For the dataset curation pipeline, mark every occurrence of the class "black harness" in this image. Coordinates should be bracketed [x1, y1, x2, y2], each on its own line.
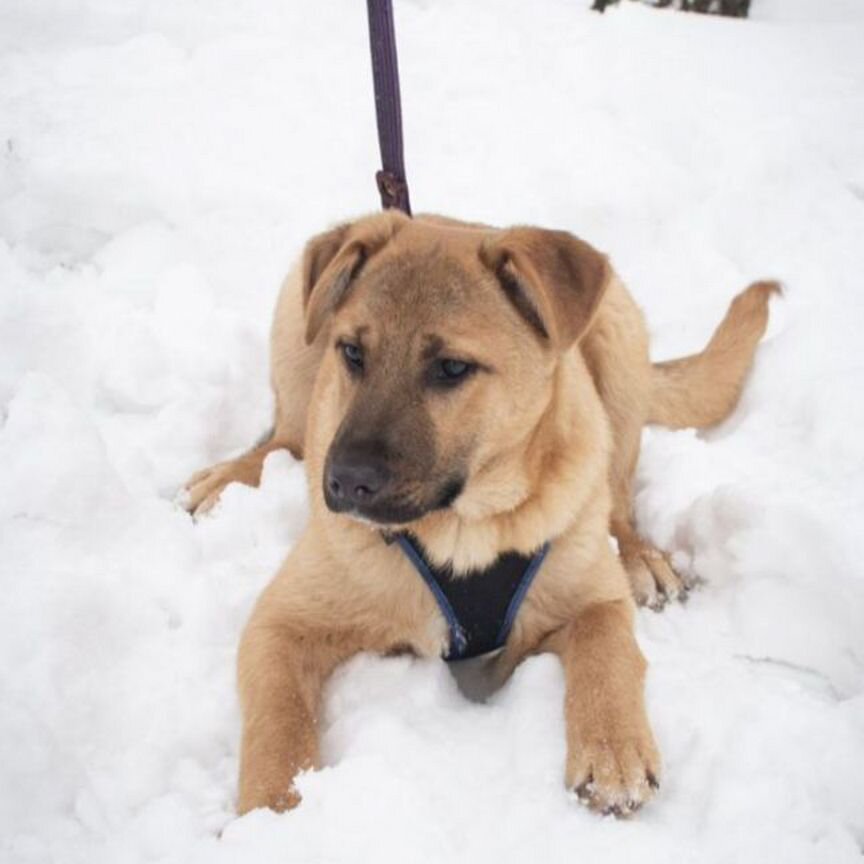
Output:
[394, 534, 550, 661]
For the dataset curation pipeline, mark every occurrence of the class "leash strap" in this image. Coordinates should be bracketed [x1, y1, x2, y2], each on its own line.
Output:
[366, 0, 412, 215]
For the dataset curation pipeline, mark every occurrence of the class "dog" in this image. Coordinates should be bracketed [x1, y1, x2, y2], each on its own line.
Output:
[185, 211, 775, 816]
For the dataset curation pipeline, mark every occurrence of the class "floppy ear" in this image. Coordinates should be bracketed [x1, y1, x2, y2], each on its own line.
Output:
[302, 223, 361, 345]
[301, 214, 404, 344]
[479, 227, 610, 349]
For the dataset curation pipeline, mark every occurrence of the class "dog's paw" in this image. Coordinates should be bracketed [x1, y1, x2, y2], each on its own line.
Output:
[622, 543, 690, 611]
[183, 461, 244, 516]
[237, 782, 302, 816]
[567, 737, 660, 817]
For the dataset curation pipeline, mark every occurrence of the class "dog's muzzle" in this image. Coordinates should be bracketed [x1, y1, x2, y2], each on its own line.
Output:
[323, 451, 464, 525]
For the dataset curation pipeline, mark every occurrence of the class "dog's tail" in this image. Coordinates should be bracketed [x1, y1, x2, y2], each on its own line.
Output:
[647, 280, 779, 429]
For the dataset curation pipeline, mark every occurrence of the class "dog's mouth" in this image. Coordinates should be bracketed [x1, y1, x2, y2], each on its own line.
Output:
[323, 476, 465, 526]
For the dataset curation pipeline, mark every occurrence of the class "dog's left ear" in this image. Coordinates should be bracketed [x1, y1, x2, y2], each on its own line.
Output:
[302, 212, 406, 344]
[480, 228, 610, 349]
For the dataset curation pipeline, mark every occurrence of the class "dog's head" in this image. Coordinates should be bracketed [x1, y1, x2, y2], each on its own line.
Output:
[302, 212, 609, 527]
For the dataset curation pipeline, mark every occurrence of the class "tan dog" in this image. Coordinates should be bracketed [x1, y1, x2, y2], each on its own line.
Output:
[185, 211, 775, 816]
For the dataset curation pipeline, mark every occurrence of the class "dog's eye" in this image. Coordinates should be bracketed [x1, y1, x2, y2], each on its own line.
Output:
[340, 342, 364, 373]
[441, 359, 469, 378]
[432, 358, 476, 387]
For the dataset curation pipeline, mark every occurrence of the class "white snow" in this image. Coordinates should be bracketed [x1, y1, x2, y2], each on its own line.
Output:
[2, 1, 863, 862]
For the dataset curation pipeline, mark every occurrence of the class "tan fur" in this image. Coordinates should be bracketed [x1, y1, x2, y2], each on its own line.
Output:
[184, 212, 775, 816]
[648, 280, 780, 428]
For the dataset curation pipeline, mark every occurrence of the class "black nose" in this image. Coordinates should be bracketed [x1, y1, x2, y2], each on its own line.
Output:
[325, 457, 390, 511]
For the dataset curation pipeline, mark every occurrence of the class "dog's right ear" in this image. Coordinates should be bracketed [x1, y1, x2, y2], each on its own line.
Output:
[302, 214, 405, 344]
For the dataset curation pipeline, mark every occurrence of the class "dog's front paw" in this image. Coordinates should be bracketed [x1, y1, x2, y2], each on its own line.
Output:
[182, 439, 290, 517]
[567, 736, 660, 817]
[237, 781, 302, 816]
[183, 461, 244, 515]
[622, 542, 690, 611]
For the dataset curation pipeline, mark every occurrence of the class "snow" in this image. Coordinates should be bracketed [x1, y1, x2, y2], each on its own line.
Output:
[2, 0, 863, 861]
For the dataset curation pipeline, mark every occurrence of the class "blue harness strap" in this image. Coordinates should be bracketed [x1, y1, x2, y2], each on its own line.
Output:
[394, 534, 551, 661]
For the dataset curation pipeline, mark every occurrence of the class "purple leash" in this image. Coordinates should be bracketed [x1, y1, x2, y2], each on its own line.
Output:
[366, 0, 412, 216]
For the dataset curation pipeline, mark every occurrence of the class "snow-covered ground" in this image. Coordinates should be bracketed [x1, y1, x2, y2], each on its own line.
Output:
[2, 0, 864, 861]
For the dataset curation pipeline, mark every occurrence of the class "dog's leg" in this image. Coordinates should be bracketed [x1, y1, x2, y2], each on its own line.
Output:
[236, 615, 360, 814]
[184, 430, 296, 515]
[609, 424, 687, 609]
[552, 598, 660, 815]
[602, 380, 686, 609]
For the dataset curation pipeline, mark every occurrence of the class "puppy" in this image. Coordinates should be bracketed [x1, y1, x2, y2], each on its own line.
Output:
[185, 211, 775, 815]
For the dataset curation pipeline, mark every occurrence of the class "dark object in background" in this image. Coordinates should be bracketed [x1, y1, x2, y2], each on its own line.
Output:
[593, 0, 750, 16]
